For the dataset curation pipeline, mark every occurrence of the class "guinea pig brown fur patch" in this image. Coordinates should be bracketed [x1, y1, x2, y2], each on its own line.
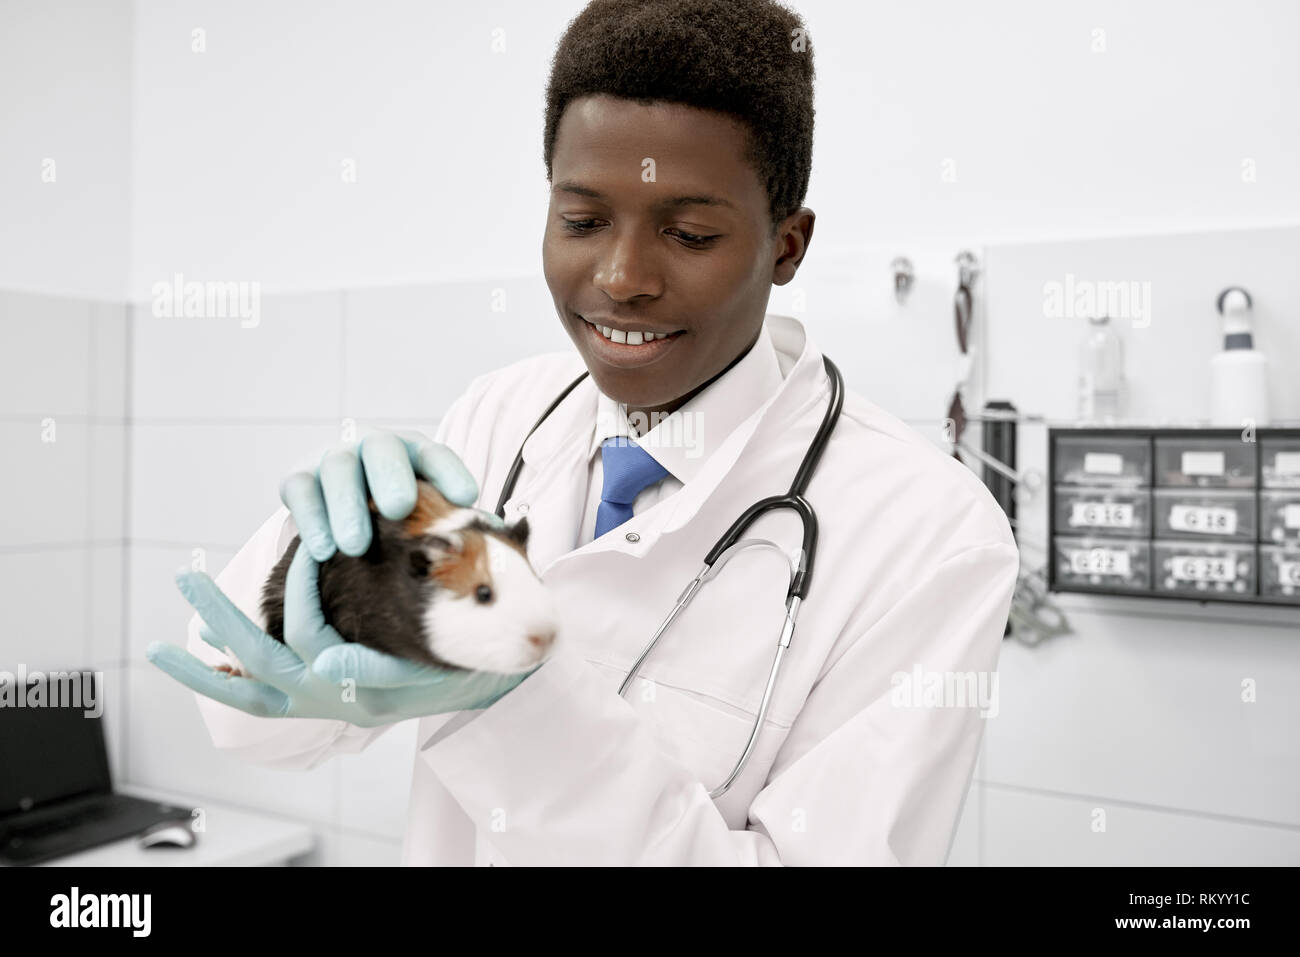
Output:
[402, 480, 458, 537]
[429, 528, 491, 599]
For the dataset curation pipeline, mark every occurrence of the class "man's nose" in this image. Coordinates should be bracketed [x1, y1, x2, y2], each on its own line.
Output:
[593, 232, 663, 300]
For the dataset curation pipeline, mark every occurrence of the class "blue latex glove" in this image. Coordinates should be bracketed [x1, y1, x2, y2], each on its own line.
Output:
[148, 542, 533, 724]
[280, 429, 504, 561]
[146, 428, 531, 722]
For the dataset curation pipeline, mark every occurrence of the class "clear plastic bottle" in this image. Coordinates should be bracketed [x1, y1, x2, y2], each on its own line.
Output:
[1077, 314, 1126, 424]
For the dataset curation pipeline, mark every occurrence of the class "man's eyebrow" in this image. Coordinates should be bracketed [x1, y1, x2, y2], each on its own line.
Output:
[553, 180, 737, 211]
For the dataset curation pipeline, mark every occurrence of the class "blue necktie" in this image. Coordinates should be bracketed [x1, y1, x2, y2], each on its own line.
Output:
[595, 436, 670, 539]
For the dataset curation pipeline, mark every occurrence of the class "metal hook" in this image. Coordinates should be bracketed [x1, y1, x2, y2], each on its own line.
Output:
[1007, 563, 1072, 646]
[891, 256, 915, 305]
[955, 439, 1040, 492]
[955, 249, 980, 290]
[1216, 285, 1253, 314]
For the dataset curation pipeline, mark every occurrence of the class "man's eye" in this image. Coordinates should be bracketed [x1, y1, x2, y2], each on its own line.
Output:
[668, 228, 719, 247]
[560, 220, 718, 247]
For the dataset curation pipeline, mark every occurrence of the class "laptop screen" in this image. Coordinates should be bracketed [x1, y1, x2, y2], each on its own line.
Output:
[0, 672, 111, 817]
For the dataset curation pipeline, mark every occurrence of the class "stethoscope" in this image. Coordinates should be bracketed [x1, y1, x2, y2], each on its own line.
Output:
[494, 355, 845, 798]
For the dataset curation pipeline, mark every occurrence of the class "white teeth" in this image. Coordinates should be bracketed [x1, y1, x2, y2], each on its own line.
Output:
[588, 319, 671, 344]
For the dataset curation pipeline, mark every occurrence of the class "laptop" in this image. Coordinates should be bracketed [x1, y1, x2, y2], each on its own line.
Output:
[0, 671, 194, 865]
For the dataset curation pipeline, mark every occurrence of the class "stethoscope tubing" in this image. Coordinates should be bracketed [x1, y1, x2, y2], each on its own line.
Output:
[493, 354, 845, 797]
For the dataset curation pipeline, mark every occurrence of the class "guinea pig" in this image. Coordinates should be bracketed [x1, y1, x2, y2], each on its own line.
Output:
[240, 479, 558, 677]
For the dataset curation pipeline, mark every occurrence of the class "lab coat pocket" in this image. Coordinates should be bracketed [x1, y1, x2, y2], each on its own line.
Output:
[635, 536, 807, 725]
[551, 526, 812, 814]
[586, 658, 788, 825]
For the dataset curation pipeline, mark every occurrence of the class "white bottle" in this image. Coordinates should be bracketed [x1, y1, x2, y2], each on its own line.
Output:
[1078, 314, 1126, 424]
[1210, 287, 1269, 427]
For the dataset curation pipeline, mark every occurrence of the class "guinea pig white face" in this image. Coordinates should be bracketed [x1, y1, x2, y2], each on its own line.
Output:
[420, 523, 559, 674]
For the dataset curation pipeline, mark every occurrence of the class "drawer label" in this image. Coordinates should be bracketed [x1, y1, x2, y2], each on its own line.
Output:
[1284, 504, 1300, 529]
[1275, 452, 1300, 476]
[1083, 452, 1123, 475]
[1182, 450, 1226, 476]
[1169, 504, 1238, 535]
[1070, 501, 1135, 528]
[1278, 561, 1300, 586]
[1069, 547, 1131, 576]
[1170, 554, 1236, 583]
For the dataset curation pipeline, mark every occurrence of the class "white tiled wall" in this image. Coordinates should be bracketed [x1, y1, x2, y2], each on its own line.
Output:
[0, 290, 130, 783]
[0, 0, 131, 301]
[121, 0, 1300, 300]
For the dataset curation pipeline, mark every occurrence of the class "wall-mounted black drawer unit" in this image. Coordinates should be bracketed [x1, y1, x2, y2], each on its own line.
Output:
[1048, 427, 1300, 607]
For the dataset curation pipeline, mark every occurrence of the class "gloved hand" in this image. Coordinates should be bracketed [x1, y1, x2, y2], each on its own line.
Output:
[146, 427, 531, 722]
[147, 542, 534, 724]
[280, 429, 504, 561]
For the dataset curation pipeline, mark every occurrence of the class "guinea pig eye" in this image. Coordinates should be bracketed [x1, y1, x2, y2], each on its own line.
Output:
[475, 584, 493, 604]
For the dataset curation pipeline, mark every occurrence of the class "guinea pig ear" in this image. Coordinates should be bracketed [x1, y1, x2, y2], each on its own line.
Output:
[408, 533, 461, 578]
[506, 515, 530, 548]
[408, 548, 432, 579]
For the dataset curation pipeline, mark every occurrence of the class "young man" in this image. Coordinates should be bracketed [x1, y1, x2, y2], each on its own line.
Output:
[150, 0, 1019, 865]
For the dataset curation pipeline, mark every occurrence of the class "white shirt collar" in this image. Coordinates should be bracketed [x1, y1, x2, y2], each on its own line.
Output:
[587, 323, 785, 484]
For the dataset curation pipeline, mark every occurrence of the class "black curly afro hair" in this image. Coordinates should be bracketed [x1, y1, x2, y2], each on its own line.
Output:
[543, 0, 815, 236]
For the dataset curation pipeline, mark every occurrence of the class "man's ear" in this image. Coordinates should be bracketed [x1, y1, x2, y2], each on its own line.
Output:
[506, 516, 530, 548]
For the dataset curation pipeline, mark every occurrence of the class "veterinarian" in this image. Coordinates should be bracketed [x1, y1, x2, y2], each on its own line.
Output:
[148, 0, 1019, 866]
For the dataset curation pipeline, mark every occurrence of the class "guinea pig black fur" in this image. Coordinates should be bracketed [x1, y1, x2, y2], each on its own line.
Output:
[250, 480, 558, 676]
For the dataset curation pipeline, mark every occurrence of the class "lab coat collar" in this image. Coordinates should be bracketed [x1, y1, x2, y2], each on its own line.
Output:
[652, 314, 826, 538]
[512, 313, 827, 570]
[584, 321, 785, 486]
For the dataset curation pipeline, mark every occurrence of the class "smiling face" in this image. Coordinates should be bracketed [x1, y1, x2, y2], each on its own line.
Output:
[542, 94, 815, 417]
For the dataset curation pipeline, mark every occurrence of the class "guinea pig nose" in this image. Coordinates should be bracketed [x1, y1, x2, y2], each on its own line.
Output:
[527, 630, 556, 650]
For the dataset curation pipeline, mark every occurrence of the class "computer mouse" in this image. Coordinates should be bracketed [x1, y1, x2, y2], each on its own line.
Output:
[137, 820, 196, 849]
